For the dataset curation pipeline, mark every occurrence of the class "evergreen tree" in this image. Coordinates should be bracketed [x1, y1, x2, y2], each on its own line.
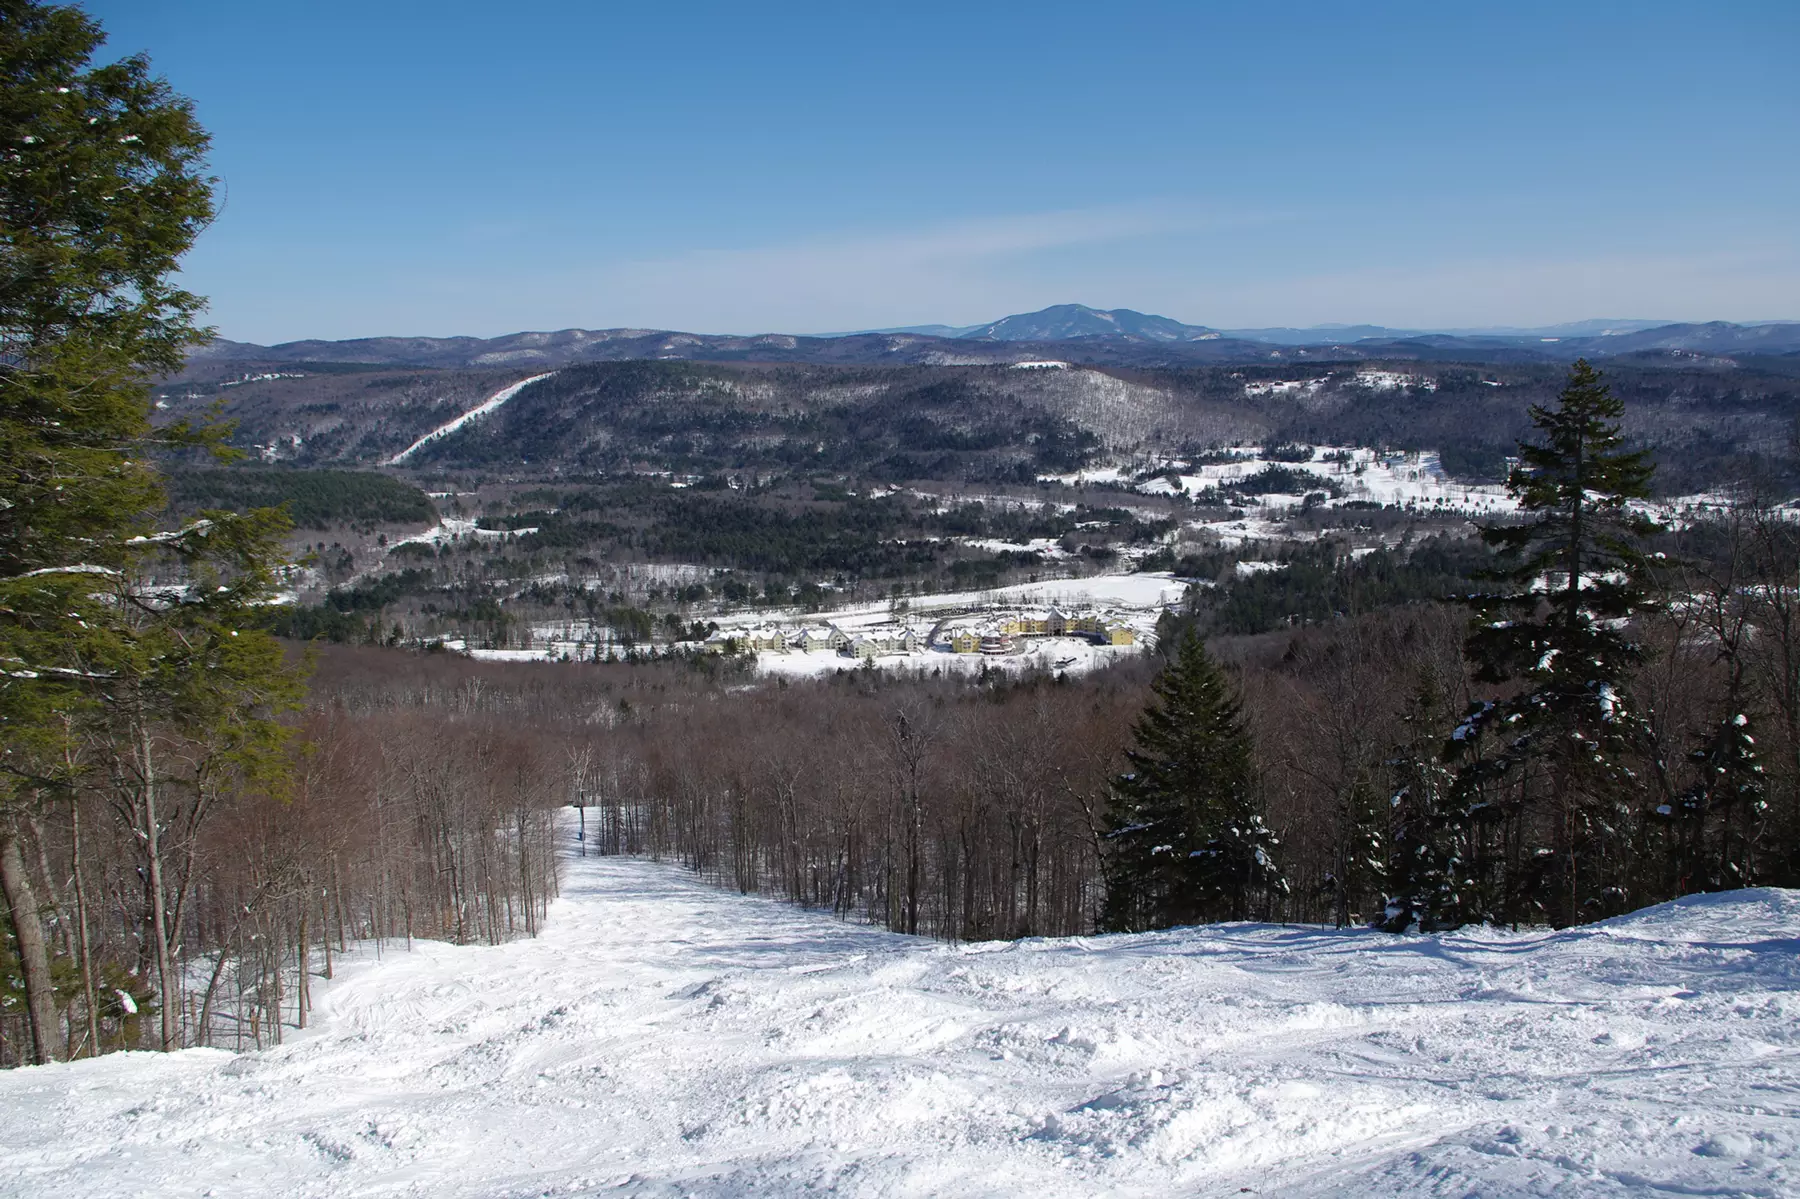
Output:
[1448, 360, 1659, 926]
[1102, 630, 1285, 930]
[1670, 711, 1766, 892]
[1657, 528, 1769, 894]
[1381, 673, 1468, 931]
[0, 1, 299, 1057]
[1321, 773, 1387, 929]
[1150, 582, 1206, 656]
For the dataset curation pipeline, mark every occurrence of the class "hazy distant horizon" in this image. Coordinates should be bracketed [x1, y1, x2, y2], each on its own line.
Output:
[210, 310, 1800, 349]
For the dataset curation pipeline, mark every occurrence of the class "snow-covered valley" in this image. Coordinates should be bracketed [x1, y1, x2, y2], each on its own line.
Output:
[3, 832, 1797, 1198]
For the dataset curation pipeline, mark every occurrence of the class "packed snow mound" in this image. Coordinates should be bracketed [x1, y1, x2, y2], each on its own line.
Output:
[2, 838, 1796, 1198]
[1593, 884, 1800, 940]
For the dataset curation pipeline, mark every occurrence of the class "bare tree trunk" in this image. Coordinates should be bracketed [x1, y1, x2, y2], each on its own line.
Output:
[196, 947, 230, 1048]
[135, 727, 182, 1051]
[296, 905, 309, 1030]
[24, 815, 75, 962]
[0, 829, 61, 1064]
[69, 799, 100, 1057]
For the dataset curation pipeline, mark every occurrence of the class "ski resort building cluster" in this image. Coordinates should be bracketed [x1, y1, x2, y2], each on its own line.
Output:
[704, 607, 1136, 660]
[706, 623, 930, 659]
[941, 608, 1136, 654]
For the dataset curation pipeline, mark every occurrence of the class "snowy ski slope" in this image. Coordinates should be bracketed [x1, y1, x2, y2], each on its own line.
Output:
[383, 373, 555, 465]
[1, 829, 1796, 1197]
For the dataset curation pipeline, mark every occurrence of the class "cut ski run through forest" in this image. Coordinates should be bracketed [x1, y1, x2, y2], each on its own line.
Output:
[1, 822, 1797, 1199]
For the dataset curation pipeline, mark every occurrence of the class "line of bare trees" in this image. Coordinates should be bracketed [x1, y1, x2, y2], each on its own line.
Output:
[0, 672, 566, 1067]
[574, 668, 1141, 939]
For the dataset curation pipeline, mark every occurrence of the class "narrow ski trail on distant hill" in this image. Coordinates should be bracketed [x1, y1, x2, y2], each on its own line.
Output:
[384, 372, 555, 465]
[1, 822, 1796, 1197]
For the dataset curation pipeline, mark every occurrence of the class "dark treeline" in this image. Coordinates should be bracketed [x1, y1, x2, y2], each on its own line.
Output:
[165, 467, 436, 530]
[414, 362, 1107, 483]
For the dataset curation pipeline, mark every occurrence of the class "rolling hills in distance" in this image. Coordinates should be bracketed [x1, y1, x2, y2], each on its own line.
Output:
[188, 304, 1800, 373]
[165, 300, 1800, 507]
[155, 299, 1800, 656]
[162, 339, 1800, 511]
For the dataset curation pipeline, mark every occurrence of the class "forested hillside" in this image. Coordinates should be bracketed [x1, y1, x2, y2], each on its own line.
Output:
[166, 468, 435, 529]
[145, 348, 1800, 657]
[159, 357, 1800, 495]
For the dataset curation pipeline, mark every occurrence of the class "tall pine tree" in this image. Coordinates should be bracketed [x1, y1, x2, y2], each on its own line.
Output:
[1102, 630, 1285, 930]
[1448, 360, 1659, 927]
[1, 1, 301, 1057]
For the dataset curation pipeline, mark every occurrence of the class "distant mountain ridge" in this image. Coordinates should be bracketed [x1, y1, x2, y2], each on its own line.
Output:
[956, 304, 1224, 343]
[188, 304, 1800, 373]
[1215, 318, 1681, 345]
[835, 305, 1795, 349]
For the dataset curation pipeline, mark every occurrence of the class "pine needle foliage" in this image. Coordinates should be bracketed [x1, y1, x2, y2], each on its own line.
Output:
[1381, 673, 1468, 931]
[1102, 630, 1285, 930]
[1669, 711, 1766, 891]
[1448, 360, 1661, 926]
[0, 1, 303, 1058]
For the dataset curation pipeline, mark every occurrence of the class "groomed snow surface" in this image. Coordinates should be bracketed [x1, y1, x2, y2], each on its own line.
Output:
[4, 827, 1797, 1198]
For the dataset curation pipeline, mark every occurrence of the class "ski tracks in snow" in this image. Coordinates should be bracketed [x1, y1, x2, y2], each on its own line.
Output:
[1, 832, 1798, 1197]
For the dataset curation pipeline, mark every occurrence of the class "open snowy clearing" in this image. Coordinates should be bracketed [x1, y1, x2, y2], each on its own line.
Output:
[4, 833, 1796, 1198]
[1050, 446, 1521, 517]
[748, 635, 1140, 681]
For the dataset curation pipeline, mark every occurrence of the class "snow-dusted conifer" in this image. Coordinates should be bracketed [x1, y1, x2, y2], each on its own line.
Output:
[1667, 711, 1767, 891]
[0, 1, 303, 1056]
[1319, 774, 1387, 929]
[0, 0, 221, 1064]
[1448, 360, 1660, 926]
[1381, 674, 1466, 931]
[1101, 629, 1285, 930]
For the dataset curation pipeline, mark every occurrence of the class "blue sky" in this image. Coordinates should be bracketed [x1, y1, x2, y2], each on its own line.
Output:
[87, 1, 1800, 342]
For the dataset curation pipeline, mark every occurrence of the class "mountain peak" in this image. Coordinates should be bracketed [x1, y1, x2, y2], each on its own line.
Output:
[959, 304, 1220, 343]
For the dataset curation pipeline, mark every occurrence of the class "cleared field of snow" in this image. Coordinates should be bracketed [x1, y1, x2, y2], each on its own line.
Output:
[752, 636, 1140, 680]
[3, 830, 1795, 1198]
[387, 517, 535, 552]
[1133, 447, 1517, 516]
